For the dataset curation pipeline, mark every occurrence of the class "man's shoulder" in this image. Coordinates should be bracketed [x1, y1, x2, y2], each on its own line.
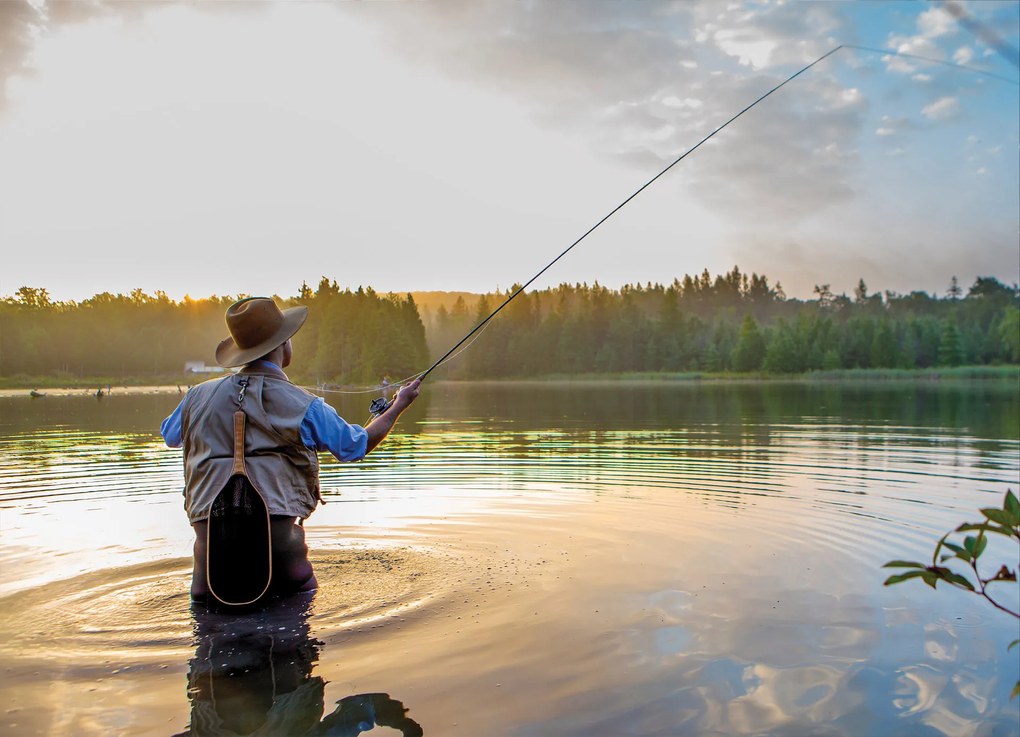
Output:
[263, 377, 319, 411]
[188, 375, 232, 397]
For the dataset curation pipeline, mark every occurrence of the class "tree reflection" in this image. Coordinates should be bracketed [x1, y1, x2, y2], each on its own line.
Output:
[173, 594, 422, 736]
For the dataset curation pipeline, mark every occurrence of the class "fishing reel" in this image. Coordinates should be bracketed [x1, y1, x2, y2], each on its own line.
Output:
[369, 396, 392, 418]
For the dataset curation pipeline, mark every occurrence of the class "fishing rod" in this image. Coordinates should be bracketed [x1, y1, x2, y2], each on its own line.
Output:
[367, 43, 1018, 415]
[416, 45, 843, 384]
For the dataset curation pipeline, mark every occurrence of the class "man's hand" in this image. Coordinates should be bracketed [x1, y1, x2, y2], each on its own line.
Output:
[364, 378, 422, 454]
[392, 378, 422, 411]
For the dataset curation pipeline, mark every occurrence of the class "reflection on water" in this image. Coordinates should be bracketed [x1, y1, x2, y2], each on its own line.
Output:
[0, 381, 1017, 736]
[175, 594, 422, 737]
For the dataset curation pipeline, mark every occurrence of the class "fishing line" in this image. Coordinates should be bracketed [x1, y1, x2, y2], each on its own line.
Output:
[317, 42, 1017, 405]
[417, 44, 845, 383]
[300, 316, 495, 396]
[414, 43, 1017, 384]
[843, 44, 1020, 85]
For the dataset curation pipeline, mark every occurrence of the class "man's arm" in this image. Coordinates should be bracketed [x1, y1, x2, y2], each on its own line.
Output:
[161, 400, 184, 448]
[364, 379, 422, 454]
[299, 379, 421, 461]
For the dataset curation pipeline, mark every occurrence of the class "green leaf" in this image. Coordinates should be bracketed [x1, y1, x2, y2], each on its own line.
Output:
[980, 508, 1012, 526]
[884, 570, 927, 586]
[1008, 639, 1019, 652]
[940, 541, 972, 562]
[957, 522, 1013, 537]
[883, 560, 925, 569]
[1005, 490, 1019, 524]
[956, 522, 990, 533]
[1012, 680, 1019, 701]
[962, 534, 989, 559]
[920, 571, 939, 589]
[940, 571, 975, 591]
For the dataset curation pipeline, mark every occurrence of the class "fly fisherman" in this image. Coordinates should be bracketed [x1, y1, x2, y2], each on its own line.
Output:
[160, 297, 421, 605]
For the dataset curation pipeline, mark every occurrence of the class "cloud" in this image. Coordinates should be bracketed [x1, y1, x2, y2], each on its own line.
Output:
[0, 0, 259, 112]
[952, 45, 974, 64]
[916, 6, 957, 39]
[350, 1, 860, 224]
[0, 0, 867, 225]
[693, 1, 843, 71]
[882, 3, 960, 76]
[874, 115, 914, 138]
[0, 1, 42, 100]
[922, 96, 960, 120]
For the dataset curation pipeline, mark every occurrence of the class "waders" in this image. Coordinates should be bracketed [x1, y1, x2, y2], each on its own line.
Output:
[206, 377, 272, 607]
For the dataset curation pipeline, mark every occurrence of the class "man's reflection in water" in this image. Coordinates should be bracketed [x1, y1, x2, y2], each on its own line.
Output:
[172, 593, 423, 737]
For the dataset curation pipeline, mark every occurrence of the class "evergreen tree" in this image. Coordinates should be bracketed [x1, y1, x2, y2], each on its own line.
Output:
[870, 320, 899, 368]
[732, 314, 766, 372]
[938, 319, 963, 367]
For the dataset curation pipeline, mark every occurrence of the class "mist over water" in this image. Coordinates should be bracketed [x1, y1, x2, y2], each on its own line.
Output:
[1, 381, 1017, 736]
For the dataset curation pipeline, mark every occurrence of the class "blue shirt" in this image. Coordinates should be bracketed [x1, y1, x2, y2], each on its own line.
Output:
[160, 363, 368, 462]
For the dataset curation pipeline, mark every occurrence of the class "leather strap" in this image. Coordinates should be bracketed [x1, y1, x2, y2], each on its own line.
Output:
[231, 411, 246, 476]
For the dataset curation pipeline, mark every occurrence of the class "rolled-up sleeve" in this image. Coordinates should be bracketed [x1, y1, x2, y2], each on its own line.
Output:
[160, 401, 184, 448]
[299, 397, 368, 461]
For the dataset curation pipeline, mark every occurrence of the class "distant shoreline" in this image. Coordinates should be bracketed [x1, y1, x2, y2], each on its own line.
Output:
[0, 385, 189, 398]
[1, 365, 1016, 398]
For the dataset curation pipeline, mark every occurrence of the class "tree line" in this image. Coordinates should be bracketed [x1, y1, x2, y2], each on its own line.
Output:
[0, 279, 428, 386]
[424, 269, 1019, 377]
[1, 269, 1017, 384]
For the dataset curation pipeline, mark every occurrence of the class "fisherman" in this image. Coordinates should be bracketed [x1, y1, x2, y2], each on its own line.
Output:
[160, 296, 421, 604]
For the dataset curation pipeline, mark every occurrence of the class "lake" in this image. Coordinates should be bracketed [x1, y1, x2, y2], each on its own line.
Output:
[1, 380, 1018, 736]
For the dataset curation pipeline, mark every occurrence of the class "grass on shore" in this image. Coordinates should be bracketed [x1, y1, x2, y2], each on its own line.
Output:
[5, 365, 1015, 391]
[0, 374, 206, 390]
[465, 365, 1020, 383]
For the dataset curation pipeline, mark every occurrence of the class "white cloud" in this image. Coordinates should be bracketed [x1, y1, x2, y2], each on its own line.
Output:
[916, 6, 957, 39]
[882, 3, 961, 78]
[952, 46, 974, 64]
[874, 115, 910, 137]
[883, 35, 945, 75]
[713, 28, 777, 69]
[0, 0, 1015, 301]
[922, 96, 960, 120]
[662, 96, 704, 110]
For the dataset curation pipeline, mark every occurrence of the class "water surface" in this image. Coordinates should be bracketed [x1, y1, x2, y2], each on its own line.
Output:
[1, 381, 1018, 736]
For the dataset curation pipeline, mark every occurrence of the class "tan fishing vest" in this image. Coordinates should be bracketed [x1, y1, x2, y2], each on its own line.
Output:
[180, 365, 321, 522]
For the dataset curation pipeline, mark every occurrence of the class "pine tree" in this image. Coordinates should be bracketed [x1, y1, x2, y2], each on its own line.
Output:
[732, 314, 765, 372]
[938, 319, 963, 367]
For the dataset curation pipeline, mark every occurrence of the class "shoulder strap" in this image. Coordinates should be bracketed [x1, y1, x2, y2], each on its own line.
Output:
[231, 411, 247, 476]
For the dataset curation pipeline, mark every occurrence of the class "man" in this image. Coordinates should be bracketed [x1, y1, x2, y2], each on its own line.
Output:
[161, 296, 421, 604]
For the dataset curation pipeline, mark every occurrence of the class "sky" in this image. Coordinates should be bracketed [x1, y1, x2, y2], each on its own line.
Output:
[0, 0, 1017, 303]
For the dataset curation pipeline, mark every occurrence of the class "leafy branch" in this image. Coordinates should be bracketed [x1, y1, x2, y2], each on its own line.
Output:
[884, 489, 1020, 699]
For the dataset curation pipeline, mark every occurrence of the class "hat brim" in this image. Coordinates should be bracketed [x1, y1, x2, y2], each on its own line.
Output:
[215, 305, 308, 368]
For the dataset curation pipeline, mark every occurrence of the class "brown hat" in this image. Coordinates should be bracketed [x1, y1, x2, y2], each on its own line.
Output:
[215, 297, 308, 368]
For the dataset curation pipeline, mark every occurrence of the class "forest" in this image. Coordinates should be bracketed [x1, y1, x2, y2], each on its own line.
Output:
[1, 268, 1017, 386]
[0, 280, 428, 387]
[425, 269, 1019, 377]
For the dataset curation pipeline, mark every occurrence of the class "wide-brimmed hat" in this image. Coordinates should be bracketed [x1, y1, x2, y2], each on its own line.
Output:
[215, 297, 308, 368]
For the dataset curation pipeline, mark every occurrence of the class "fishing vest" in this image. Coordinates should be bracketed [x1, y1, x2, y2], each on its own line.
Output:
[180, 364, 320, 522]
